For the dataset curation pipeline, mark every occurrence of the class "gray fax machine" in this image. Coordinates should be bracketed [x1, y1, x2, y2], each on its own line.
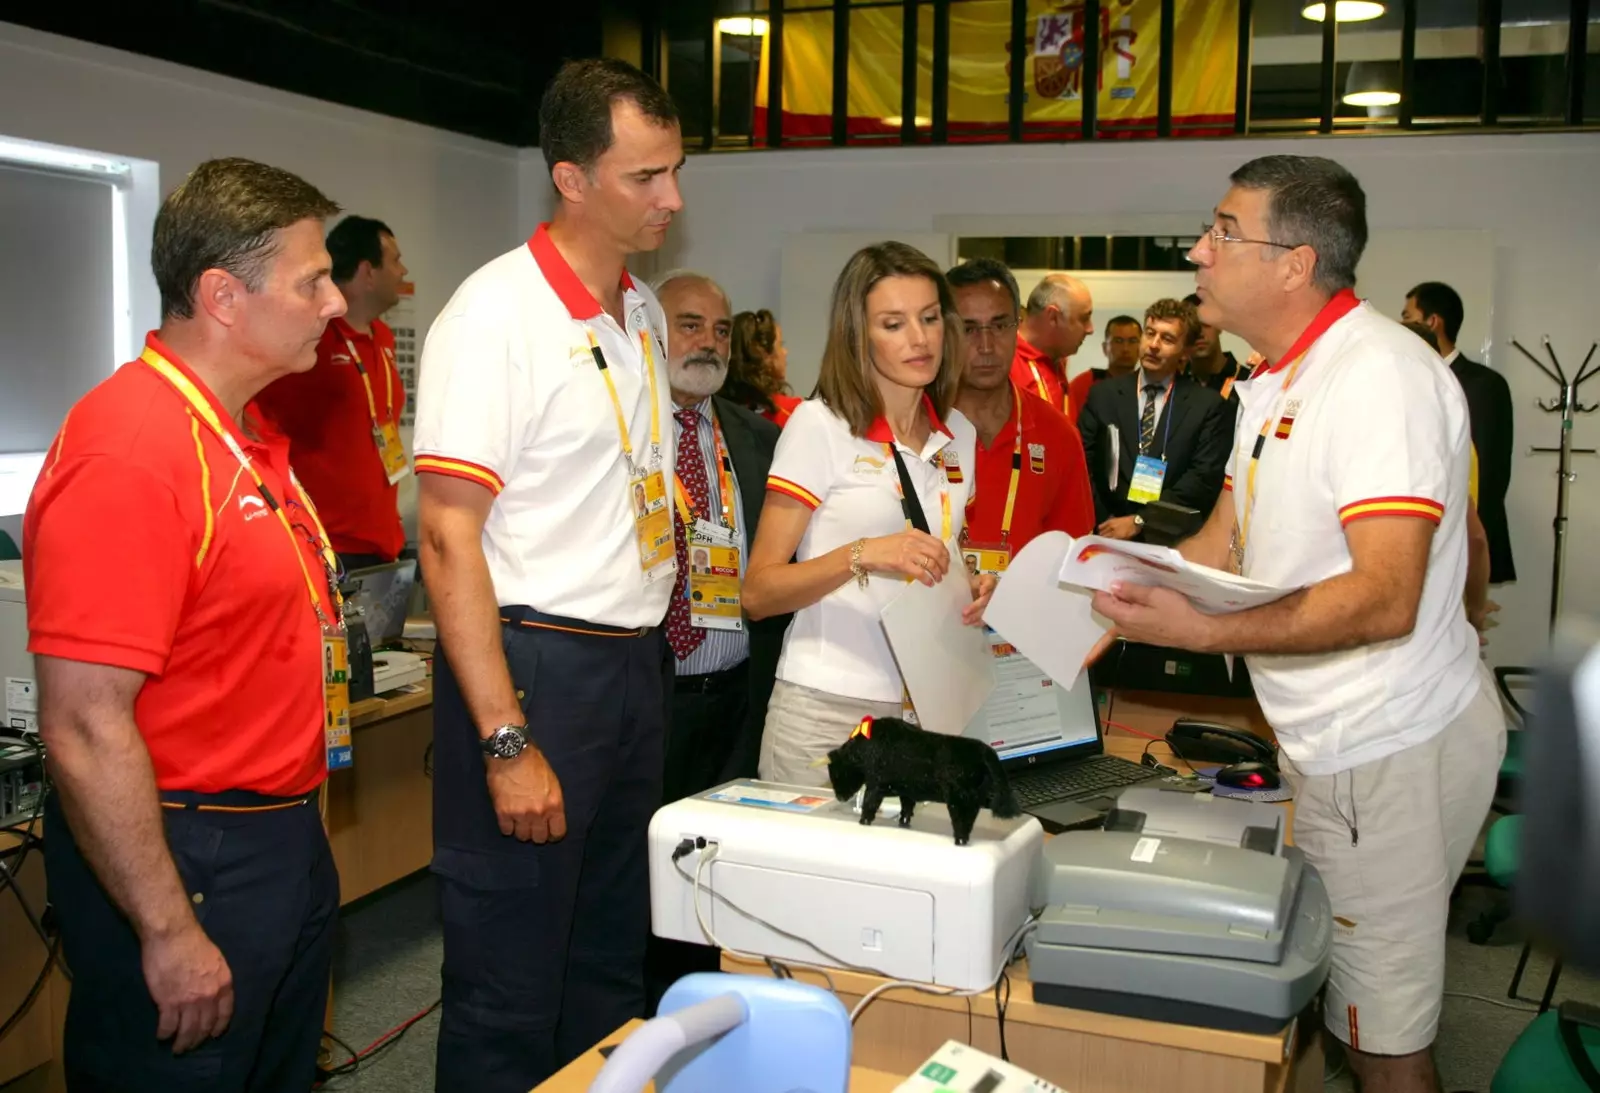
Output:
[1024, 788, 1332, 1033]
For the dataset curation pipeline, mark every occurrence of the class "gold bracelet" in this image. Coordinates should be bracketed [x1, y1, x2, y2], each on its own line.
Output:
[849, 538, 869, 589]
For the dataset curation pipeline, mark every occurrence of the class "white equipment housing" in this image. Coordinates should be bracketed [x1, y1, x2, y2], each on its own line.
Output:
[649, 780, 1043, 991]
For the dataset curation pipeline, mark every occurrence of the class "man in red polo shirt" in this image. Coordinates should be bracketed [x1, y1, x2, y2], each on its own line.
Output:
[949, 258, 1095, 562]
[26, 158, 346, 1091]
[257, 214, 409, 571]
[1011, 272, 1094, 417]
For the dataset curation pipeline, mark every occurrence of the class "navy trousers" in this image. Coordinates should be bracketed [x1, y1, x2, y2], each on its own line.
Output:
[432, 611, 669, 1093]
[44, 788, 338, 1093]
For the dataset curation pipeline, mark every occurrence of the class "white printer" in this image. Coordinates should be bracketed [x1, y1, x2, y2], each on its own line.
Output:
[650, 780, 1043, 991]
[0, 562, 34, 737]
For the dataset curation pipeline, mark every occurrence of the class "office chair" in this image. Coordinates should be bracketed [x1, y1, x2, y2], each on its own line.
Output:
[1490, 1001, 1600, 1093]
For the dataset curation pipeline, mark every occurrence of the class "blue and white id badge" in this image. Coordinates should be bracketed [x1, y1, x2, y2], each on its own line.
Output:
[1127, 454, 1168, 505]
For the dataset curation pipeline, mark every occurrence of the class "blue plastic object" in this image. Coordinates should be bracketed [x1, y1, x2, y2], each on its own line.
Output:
[591, 973, 851, 1093]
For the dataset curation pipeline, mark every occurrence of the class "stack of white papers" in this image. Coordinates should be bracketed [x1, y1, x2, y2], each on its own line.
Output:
[1056, 536, 1292, 614]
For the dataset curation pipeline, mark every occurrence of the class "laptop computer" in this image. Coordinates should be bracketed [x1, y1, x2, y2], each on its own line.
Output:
[966, 670, 1165, 832]
[342, 559, 418, 647]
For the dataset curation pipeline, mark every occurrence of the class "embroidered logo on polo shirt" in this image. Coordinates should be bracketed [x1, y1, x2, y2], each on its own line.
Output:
[941, 451, 964, 484]
[1028, 442, 1047, 475]
[237, 494, 270, 522]
[852, 455, 887, 474]
[1275, 402, 1300, 440]
[330, 353, 353, 366]
[569, 344, 594, 367]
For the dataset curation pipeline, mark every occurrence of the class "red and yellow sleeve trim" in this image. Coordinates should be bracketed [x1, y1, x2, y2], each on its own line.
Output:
[1223, 474, 1234, 492]
[1338, 496, 1444, 526]
[767, 475, 821, 510]
[414, 455, 505, 495]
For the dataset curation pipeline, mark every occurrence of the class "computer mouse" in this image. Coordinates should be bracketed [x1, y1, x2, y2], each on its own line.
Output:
[1214, 761, 1281, 790]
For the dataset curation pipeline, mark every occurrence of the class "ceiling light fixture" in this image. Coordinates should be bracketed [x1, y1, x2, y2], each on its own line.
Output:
[1301, 2, 1387, 21]
[715, 17, 770, 36]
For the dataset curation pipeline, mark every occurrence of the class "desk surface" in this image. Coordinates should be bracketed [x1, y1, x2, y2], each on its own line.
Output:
[531, 1020, 903, 1092]
[350, 679, 432, 727]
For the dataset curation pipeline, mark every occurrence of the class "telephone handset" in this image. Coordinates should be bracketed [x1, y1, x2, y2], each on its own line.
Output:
[1165, 718, 1279, 768]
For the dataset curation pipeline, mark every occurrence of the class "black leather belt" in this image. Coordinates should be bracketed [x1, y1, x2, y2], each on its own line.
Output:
[674, 660, 749, 695]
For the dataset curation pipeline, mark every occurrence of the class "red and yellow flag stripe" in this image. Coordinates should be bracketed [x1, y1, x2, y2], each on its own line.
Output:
[414, 455, 505, 495]
[1338, 496, 1444, 526]
[767, 475, 821, 510]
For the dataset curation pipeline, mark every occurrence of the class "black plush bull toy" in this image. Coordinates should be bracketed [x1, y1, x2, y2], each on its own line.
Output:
[825, 716, 1020, 846]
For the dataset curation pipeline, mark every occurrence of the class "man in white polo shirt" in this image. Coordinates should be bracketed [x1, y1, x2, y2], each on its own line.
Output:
[413, 58, 683, 1092]
[1092, 155, 1504, 1093]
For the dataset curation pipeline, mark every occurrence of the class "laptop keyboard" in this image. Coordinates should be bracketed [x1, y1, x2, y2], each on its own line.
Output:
[1012, 755, 1154, 807]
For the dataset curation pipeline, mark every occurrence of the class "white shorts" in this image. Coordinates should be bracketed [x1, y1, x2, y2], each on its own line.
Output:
[1281, 662, 1506, 1056]
[758, 679, 902, 788]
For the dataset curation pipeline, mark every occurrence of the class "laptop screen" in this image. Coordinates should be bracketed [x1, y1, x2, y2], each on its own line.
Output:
[963, 634, 1103, 765]
[343, 560, 417, 646]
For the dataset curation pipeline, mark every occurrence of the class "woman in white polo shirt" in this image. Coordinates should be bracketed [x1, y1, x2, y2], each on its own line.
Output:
[744, 241, 994, 786]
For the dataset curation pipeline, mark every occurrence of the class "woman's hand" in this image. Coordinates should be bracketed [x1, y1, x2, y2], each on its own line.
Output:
[859, 530, 950, 587]
[964, 573, 997, 627]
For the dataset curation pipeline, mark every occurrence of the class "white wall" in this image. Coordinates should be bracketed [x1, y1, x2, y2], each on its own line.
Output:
[644, 132, 1600, 669]
[0, 23, 526, 542]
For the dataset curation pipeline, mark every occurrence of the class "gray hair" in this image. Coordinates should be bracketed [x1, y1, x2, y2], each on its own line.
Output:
[1024, 272, 1086, 316]
[1228, 155, 1367, 294]
[651, 268, 732, 314]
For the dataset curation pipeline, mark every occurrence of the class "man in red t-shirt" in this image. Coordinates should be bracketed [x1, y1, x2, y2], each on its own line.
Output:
[1065, 314, 1142, 424]
[257, 215, 410, 571]
[1011, 272, 1094, 417]
[949, 259, 1095, 562]
[26, 159, 347, 1090]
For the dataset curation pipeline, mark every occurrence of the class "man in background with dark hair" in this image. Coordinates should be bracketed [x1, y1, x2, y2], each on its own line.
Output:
[1079, 298, 1230, 541]
[1182, 291, 1245, 400]
[26, 158, 346, 1091]
[415, 57, 683, 1091]
[1065, 314, 1141, 423]
[1098, 155, 1503, 1093]
[257, 215, 409, 571]
[948, 257, 1094, 553]
[1404, 280, 1516, 584]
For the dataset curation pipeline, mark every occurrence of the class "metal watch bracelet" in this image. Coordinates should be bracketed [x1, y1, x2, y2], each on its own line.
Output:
[849, 537, 869, 589]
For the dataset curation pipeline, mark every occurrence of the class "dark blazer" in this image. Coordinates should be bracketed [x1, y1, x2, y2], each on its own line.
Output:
[1451, 355, 1517, 583]
[711, 396, 790, 776]
[1078, 372, 1233, 536]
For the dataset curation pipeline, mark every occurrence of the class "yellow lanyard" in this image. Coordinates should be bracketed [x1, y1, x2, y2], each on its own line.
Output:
[884, 442, 953, 541]
[999, 384, 1023, 543]
[672, 411, 738, 533]
[587, 326, 663, 474]
[342, 334, 395, 427]
[1024, 358, 1068, 415]
[142, 347, 343, 626]
[1235, 352, 1309, 563]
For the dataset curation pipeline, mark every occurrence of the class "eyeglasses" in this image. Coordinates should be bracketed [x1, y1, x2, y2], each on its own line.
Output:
[962, 317, 1018, 338]
[1198, 223, 1302, 250]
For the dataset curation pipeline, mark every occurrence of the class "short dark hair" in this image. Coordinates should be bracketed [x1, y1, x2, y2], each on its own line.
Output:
[1144, 298, 1201, 346]
[1406, 281, 1465, 343]
[1106, 315, 1142, 333]
[1403, 320, 1441, 353]
[1229, 155, 1367, 294]
[538, 58, 679, 179]
[153, 158, 340, 322]
[1183, 292, 1202, 308]
[327, 215, 393, 283]
[945, 258, 1021, 314]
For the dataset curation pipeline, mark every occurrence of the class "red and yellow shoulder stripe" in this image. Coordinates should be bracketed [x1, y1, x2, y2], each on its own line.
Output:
[1338, 496, 1443, 526]
[414, 455, 505, 495]
[767, 475, 821, 510]
[1223, 473, 1234, 493]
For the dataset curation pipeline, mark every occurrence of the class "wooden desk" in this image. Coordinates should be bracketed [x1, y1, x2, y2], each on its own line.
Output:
[531, 1019, 904, 1093]
[327, 681, 436, 904]
[721, 956, 1320, 1093]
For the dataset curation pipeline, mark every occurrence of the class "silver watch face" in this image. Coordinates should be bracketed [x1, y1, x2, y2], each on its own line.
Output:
[488, 726, 527, 759]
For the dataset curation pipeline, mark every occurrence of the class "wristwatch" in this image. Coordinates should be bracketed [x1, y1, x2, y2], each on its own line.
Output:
[1133, 514, 1146, 529]
[480, 723, 531, 760]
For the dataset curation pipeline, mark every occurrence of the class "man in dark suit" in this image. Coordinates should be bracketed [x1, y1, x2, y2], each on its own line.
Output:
[1404, 281, 1516, 583]
[1079, 298, 1232, 541]
[646, 270, 788, 1007]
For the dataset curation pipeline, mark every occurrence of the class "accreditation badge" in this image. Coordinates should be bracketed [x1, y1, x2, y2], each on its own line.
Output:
[1127, 454, 1168, 505]
[374, 421, 409, 484]
[631, 469, 676, 583]
[323, 630, 352, 771]
[959, 544, 1011, 578]
[688, 519, 743, 632]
